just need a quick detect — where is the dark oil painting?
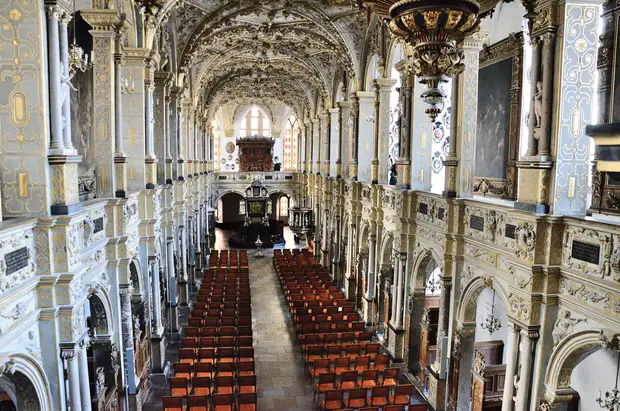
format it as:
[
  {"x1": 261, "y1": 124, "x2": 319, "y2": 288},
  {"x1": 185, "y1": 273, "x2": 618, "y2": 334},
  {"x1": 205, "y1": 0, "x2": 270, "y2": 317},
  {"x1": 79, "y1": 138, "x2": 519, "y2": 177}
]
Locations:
[{"x1": 475, "y1": 58, "x2": 512, "y2": 180}]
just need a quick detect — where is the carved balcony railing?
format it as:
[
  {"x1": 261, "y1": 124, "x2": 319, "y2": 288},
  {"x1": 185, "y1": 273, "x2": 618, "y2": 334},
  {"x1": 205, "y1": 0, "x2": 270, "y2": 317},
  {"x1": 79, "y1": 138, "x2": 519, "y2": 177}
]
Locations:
[{"x1": 213, "y1": 171, "x2": 296, "y2": 182}]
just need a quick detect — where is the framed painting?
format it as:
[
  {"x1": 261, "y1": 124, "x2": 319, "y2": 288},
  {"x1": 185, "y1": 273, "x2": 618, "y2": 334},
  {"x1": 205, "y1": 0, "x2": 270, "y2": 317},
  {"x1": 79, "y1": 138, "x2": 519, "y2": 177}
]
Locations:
[{"x1": 474, "y1": 33, "x2": 524, "y2": 200}]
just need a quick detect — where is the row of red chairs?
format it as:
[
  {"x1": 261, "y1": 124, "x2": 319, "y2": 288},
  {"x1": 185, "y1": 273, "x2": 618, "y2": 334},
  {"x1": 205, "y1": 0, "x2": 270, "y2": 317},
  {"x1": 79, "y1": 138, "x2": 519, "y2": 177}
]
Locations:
[
  {"x1": 275, "y1": 250, "x2": 429, "y2": 410},
  {"x1": 161, "y1": 392, "x2": 256, "y2": 411},
  {"x1": 274, "y1": 248, "x2": 309, "y2": 256},
  {"x1": 164, "y1": 250, "x2": 255, "y2": 411},
  {"x1": 172, "y1": 361, "x2": 255, "y2": 379}
]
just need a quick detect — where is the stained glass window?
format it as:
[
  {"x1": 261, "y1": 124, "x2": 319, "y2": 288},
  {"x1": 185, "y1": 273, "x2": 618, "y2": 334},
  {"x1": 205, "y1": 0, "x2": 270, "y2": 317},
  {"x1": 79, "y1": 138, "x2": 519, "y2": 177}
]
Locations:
[
  {"x1": 240, "y1": 106, "x2": 271, "y2": 137},
  {"x1": 284, "y1": 115, "x2": 299, "y2": 171}
]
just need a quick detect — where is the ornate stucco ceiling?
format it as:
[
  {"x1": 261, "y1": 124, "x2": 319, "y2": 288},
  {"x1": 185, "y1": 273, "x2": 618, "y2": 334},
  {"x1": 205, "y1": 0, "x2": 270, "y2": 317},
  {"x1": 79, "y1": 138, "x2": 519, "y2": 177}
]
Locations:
[{"x1": 165, "y1": 0, "x2": 367, "y2": 119}]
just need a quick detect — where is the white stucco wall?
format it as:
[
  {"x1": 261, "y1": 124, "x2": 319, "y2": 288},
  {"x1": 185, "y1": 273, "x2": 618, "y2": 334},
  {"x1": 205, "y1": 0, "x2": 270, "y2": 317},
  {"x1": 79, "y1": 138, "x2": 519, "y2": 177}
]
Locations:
[
  {"x1": 474, "y1": 287, "x2": 510, "y2": 364},
  {"x1": 571, "y1": 348, "x2": 619, "y2": 411}
]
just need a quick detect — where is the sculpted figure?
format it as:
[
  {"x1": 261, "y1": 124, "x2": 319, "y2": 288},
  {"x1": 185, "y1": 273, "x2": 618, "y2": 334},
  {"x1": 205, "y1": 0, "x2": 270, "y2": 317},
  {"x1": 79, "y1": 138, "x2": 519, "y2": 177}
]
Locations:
[{"x1": 533, "y1": 81, "x2": 543, "y2": 130}]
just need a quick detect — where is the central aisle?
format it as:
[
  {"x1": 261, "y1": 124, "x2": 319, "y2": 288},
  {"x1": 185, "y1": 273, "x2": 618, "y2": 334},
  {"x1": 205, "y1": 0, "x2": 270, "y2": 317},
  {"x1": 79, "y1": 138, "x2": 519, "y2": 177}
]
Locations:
[{"x1": 249, "y1": 254, "x2": 315, "y2": 410}]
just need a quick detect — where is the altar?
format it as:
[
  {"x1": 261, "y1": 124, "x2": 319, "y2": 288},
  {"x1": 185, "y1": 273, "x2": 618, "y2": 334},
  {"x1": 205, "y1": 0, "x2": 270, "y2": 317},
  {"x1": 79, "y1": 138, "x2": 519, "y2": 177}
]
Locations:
[{"x1": 237, "y1": 136, "x2": 275, "y2": 172}]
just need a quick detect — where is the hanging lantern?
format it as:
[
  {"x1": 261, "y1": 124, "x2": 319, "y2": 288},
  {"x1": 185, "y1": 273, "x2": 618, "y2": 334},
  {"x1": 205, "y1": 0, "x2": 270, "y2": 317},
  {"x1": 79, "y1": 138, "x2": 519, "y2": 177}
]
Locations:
[{"x1": 361, "y1": 0, "x2": 484, "y2": 120}]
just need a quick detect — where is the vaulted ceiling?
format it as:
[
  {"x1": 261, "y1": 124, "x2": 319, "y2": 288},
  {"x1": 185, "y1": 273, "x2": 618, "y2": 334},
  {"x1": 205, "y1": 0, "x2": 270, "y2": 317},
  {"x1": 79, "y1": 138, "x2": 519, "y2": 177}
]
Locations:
[{"x1": 163, "y1": 0, "x2": 368, "y2": 119}]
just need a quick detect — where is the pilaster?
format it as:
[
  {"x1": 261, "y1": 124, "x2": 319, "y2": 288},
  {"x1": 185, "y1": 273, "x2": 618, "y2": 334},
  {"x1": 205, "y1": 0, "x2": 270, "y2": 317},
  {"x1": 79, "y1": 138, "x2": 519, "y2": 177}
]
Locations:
[{"x1": 49, "y1": 155, "x2": 83, "y2": 215}]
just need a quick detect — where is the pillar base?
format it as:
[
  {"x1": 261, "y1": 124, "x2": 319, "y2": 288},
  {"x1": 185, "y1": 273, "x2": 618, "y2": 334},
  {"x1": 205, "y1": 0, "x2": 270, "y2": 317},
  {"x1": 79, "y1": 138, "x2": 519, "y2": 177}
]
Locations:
[
  {"x1": 346, "y1": 276, "x2": 356, "y2": 302},
  {"x1": 127, "y1": 387, "x2": 145, "y2": 411},
  {"x1": 150, "y1": 334, "x2": 168, "y2": 374},
  {"x1": 515, "y1": 160, "x2": 553, "y2": 214},
  {"x1": 362, "y1": 296, "x2": 377, "y2": 326},
  {"x1": 387, "y1": 323, "x2": 405, "y2": 362},
  {"x1": 48, "y1": 154, "x2": 83, "y2": 216},
  {"x1": 426, "y1": 367, "x2": 447, "y2": 411}
]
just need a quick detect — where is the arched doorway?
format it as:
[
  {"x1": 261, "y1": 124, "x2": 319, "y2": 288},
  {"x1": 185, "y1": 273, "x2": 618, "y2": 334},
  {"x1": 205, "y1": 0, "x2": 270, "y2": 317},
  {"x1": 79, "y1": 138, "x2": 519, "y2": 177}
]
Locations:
[
  {"x1": 0, "y1": 356, "x2": 52, "y2": 411},
  {"x1": 453, "y1": 276, "x2": 511, "y2": 411},
  {"x1": 406, "y1": 250, "x2": 443, "y2": 386},
  {"x1": 544, "y1": 329, "x2": 620, "y2": 410}
]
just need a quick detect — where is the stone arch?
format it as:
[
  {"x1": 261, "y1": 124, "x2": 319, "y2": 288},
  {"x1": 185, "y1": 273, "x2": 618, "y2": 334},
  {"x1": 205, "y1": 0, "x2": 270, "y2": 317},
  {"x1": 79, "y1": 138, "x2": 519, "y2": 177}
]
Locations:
[
  {"x1": 212, "y1": 189, "x2": 246, "y2": 205},
  {"x1": 456, "y1": 275, "x2": 511, "y2": 324},
  {"x1": 88, "y1": 289, "x2": 112, "y2": 336},
  {"x1": 385, "y1": 39, "x2": 407, "y2": 74},
  {"x1": 544, "y1": 329, "x2": 620, "y2": 404},
  {"x1": 364, "y1": 54, "x2": 380, "y2": 91},
  {"x1": 0, "y1": 354, "x2": 53, "y2": 411},
  {"x1": 358, "y1": 220, "x2": 370, "y2": 252},
  {"x1": 410, "y1": 248, "x2": 444, "y2": 290},
  {"x1": 378, "y1": 231, "x2": 394, "y2": 266},
  {"x1": 129, "y1": 259, "x2": 142, "y2": 294}
]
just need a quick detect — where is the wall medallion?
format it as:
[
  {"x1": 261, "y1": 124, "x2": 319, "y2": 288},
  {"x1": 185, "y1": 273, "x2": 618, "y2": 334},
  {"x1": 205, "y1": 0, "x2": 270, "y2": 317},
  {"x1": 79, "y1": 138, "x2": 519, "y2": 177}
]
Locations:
[{"x1": 226, "y1": 142, "x2": 235, "y2": 154}]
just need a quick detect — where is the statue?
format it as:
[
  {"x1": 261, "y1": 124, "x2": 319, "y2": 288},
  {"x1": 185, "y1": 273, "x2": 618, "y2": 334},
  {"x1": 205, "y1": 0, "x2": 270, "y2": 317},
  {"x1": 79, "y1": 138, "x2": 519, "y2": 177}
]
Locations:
[
  {"x1": 532, "y1": 81, "x2": 543, "y2": 132},
  {"x1": 60, "y1": 63, "x2": 77, "y2": 105}
]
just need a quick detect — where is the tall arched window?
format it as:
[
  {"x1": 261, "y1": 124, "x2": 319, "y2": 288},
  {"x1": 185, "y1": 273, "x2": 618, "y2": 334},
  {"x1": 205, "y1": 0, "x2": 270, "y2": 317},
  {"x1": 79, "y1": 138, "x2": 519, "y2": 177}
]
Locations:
[
  {"x1": 278, "y1": 196, "x2": 289, "y2": 218},
  {"x1": 284, "y1": 115, "x2": 299, "y2": 171},
  {"x1": 212, "y1": 120, "x2": 220, "y2": 171},
  {"x1": 240, "y1": 106, "x2": 271, "y2": 137}
]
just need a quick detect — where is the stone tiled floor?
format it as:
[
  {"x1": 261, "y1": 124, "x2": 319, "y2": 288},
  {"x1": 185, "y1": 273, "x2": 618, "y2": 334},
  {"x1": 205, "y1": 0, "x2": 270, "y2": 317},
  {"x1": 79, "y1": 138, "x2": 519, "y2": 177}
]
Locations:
[{"x1": 249, "y1": 253, "x2": 316, "y2": 410}]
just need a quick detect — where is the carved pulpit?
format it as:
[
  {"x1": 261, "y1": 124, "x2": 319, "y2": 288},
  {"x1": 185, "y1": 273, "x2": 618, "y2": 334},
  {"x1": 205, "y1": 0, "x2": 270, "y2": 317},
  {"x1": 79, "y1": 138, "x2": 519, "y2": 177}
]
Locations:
[{"x1": 237, "y1": 136, "x2": 275, "y2": 172}]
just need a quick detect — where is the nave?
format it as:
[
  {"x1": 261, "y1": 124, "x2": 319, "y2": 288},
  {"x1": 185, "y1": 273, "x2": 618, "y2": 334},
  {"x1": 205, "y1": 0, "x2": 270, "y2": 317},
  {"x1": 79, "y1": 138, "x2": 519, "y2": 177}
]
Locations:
[{"x1": 146, "y1": 249, "x2": 428, "y2": 411}]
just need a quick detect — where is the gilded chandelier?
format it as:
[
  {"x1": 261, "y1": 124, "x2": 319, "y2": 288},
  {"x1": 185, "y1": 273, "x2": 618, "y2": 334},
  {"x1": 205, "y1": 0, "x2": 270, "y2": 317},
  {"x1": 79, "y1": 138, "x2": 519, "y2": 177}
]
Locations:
[{"x1": 361, "y1": 0, "x2": 483, "y2": 120}]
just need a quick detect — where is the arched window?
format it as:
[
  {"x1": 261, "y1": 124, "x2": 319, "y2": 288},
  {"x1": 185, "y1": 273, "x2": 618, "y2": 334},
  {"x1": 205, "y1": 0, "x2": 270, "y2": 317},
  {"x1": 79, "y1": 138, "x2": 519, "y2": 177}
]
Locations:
[
  {"x1": 212, "y1": 120, "x2": 220, "y2": 171},
  {"x1": 279, "y1": 196, "x2": 289, "y2": 218},
  {"x1": 240, "y1": 106, "x2": 271, "y2": 137},
  {"x1": 284, "y1": 116, "x2": 299, "y2": 171},
  {"x1": 388, "y1": 66, "x2": 401, "y2": 185}
]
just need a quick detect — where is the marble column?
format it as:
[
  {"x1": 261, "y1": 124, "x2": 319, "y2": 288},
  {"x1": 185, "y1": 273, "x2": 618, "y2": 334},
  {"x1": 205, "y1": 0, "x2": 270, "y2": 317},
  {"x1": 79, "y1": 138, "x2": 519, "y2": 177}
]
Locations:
[
  {"x1": 178, "y1": 226, "x2": 189, "y2": 306},
  {"x1": 515, "y1": 330, "x2": 538, "y2": 411},
  {"x1": 62, "y1": 347, "x2": 82, "y2": 411},
  {"x1": 77, "y1": 339, "x2": 92, "y2": 411},
  {"x1": 526, "y1": 38, "x2": 541, "y2": 156},
  {"x1": 390, "y1": 254, "x2": 399, "y2": 327},
  {"x1": 395, "y1": 253, "x2": 406, "y2": 327},
  {"x1": 350, "y1": 95, "x2": 360, "y2": 180},
  {"x1": 366, "y1": 235, "x2": 377, "y2": 300},
  {"x1": 538, "y1": 33, "x2": 555, "y2": 158},
  {"x1": 120, "y1": 287, "x2": 137, "y2": 393},
  {"x1": 321, "y1": 111, "x2": 330, "y2": 176},
  {"x1": 396, "y1": 62, "x2": 413, "y2": 189},
  {"x1": 374, "y1": 79, "x2": 397, "y2": 185},
  {"x1": 150, "y1": 259, "x2": 163, "y2": 334},
  {"x1": 114, "y1": 32, "x2": 127, "y2": 198},
  {"x1": 166, "y1": 238, "x2": 179, "y2": 335},
  {"x1": 502, "y1": 322, "x2": 521, "y2": 411},
  {"x1": 434, "y1": 276, "x2": 452, "y2": 376},
  {"x1": 454, "y1": 325, "x2": 476, "y2": 411},
  {"x1": 59, "y1": 11, "x2": 75, "y2": 152},
  {"x1": 329, "y1": 108, "x2": 339, "y2": 177},
  {"x1": 145, "y1": 59, "x2": 157, "y2": 189},
  {"x1": 338, "y1": 102, "x2": 351, "y2": 179},
  {"x1": 314, "y1": 118, "x2": 322, "y2": 174},
  {"x1": 46, "y1": 5, "x2": 64, "y2": 152}
]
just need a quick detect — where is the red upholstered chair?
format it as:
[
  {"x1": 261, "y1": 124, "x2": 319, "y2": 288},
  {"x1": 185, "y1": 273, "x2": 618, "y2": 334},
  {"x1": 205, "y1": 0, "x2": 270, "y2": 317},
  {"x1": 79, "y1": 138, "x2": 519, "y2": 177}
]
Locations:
[
  {"x1": 198, "y1": 348, "x2": 215, "y2": 364},
  {"x1": 237, "y1": 375, "x2": 257, "y2": 393},
  {"x1": 345, "y1": 344, "x2": 362, "y2": 360},
  {"x1": 369, "y1": 386, "x2": 391, "y2": 407},
  {"x1": 309, "y1": 358, "x2": 330, "y2": 379},
  {"x1": 238, "y1": 347, "x2": 254, "y2": 362},
  {"x1": 384, "y1": 406, "x2": 406, "y2": 411},
  {"x1": 338, "y1": 370, "x2": 358, "y2": 390},
  {"x1": 169, "y1": 377, "x2": 189, "y2": 396},
  {"x1": 218, "y1": 336, "x2": 235, "y2": 348},
  {"x1": 364, "y1": 343, "x2": 380, "y2": 361},
  {"x1": 409, "y1": 403, "x2": 430, "y2": 410},
  {"x1": 215, "y1": 376, "x2": 234, "y2": 394},
  {"x1": 211, "y1": 393, "x2": 234, "y2": 411},
  {"x1": 313, "y1": 372, "x2": 336, "y2": 400},
  {"x1": 194, "y1": 362, "x2": 213, "y2": 377},
  {"x1": 237, "y1": 392, "x2": 257, "y2": 411},
  {"x1": 237, "y1": 361, "x2": 255, "y2": 376},
  {"x1": 173, "y1": 362, "x2": 191, "y2": 379},
  {"x1": 390, "y1": 384, "x2": 414, "y2": 405},
  {"x1": 360, "y1": 370, "x2": 379, "y2": 388},
  {"x1": 179, "y1": 348, "x2": 196, "y2": 365},
  {"x1": 354, "y1": 356, "x2": 371, "y2": 373},
  {"x1": 162, "y1": 396, "x2": 185, "y2": 411},
  {"x1": 319, "y1": 390, "x2": 344, "y2": 411},
  {"x1": 187, "y1": 394, "x2": 208, "y2": 411},
  {"x1": 381, "y1": 368, "x2": 399, "y2": 387},
  {"x1": 331, "y1": 357, "x2": 350, "y2": 376},
  {"x1": 191, "y1": 376, "x2": 211, "y2": 395},
  {"x1": 216, "y1": 362, "x2": 235, "y2": 378},
  {"x1": 344, "y1": 387, "x2": 368, "y2": 409},
  {"x1": 373, "y1": 354, "x2": 390, "y2": 372},
  {"x1": 217, "y1": 347, "x2": 235, "y2": 363}
]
